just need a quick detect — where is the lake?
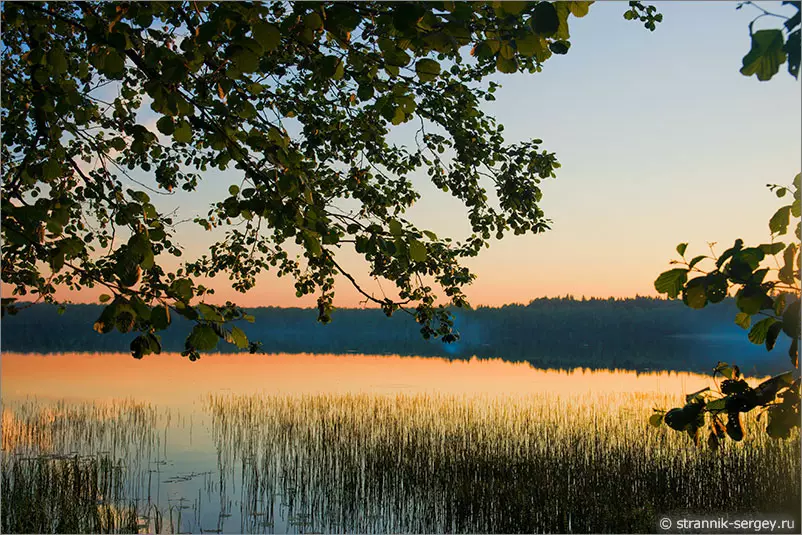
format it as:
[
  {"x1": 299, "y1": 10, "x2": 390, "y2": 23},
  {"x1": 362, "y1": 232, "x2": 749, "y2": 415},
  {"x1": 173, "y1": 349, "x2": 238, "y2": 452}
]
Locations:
[{"x1": 2, "y1": 352, "x2": 799, "y2": 533}]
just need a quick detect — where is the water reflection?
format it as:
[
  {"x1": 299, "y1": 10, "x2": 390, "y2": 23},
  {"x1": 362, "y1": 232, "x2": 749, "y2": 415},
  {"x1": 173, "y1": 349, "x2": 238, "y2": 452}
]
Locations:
[
  {"x1": 2, "y1": 351, "x2": 721, "y2": 404},
  {"x1": 2, "y1": 353, "x2": 799, "y2": 533}
]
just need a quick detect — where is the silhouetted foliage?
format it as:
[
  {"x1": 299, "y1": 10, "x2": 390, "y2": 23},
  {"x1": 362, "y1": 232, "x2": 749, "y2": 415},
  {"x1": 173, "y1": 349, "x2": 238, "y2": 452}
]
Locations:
[
  {"x1": 654, "y1": 177, "x2": 800, "y2": 442},
  {"x1": 650, "y1": 0, "x2": 801, "y2": 444},
  {"x1": 4, "y1": 1, "x2": 634, "y2": 359}
]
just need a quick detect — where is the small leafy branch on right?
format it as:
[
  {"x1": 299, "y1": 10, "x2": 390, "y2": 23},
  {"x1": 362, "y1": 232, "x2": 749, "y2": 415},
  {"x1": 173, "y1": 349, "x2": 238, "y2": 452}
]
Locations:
[
  {"x1": 737, "y1": 0, "x2": 800, "y2": 81},
  {"x1": 653, "y1": 174, "x2": 801, "y2": 443},
  {"x1": 651, "y1": 363, "x2": 799, "y2": 449}
]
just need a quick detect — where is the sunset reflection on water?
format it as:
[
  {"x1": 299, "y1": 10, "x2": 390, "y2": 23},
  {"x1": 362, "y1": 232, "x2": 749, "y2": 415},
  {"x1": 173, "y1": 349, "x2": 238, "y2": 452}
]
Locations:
[{"x1": 1, "y1": 351, "x2": 720, "y2": 407}]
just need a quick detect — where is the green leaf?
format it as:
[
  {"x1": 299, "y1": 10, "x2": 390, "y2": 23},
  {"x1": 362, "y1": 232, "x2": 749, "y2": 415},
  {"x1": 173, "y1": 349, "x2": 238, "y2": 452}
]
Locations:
[
  {"x1": 42, "y1": 159, "x2": 62, "y2": 181},
  {"x1": 252, "y1": 22, "x2": 281, "y2": 51},
  {"x1": 736, "y1": 285, "x2": 771, "y2": 315},
  {"x1": 103, "y1": 49, "x2": 125, "y2": 76},
  {"x1": 748, "y1": 317, "x2": 778, "y2": 344},
  {"x1": 114, "y1": 304, "x2": 136, "y2": 333},
  {"x1": 531, "y1": 2, "x2": 559, "y2": 36},
  {"x1": 782, "y1": 299, "x2": 800, "y2": 339},
  {"x1": 766, "y1": 321, "x2": 783, "y2": 351},
  {"x1": 130, "y1": 335, "x2": 151, "y2": 359},
  {"x1": 714, "y1": 361, "x2": 735, "y2": 380},
  {"x1": 688, "y1": 255, "x2": 707, "y2": 269},
  {"x1": 499, "y1": 41, "x2": 516, "y2": 59},
  {"x1": 409, "y1": 239, "x2": 427, "y2": 262},
  {"x1": 151, "y1": 305, "x2": 171, "y2": 330},
  {"x1": 496, "y1": 55, "x2": 518, "y2": 73},
  {"x1": 303, "y1": 232, "x2": 322, "y2": 257},
  {"x1": 357, "y1": 84, "x2": 374, "y2": 101},
  {"x1": 415, "y1": 58, "x2": 441, "y2": 82},
  {"x1": 716, "y1": 239, "x2": 744, "y2": 268},
  {"x1": 682, "y1": 277, "x2": 707, "y2": 309},
  {"x1": 304, "y1": 12, "x2": 324, "y2": 30},
  {"x1": 548, "y1": 40, "x2": 570, "y2": 54},
  {"x1": 47, "y1": 47, "x2": 68, "y2": 74},
  {"x1": 769, "y1": 205, "x2": 791, "y2": 235},
  {"x1": 93, "y1": 304, "x2": 117, "y2": 334},
  {"x1": 779, "y1": 243, "x2": 797, "y2": 284},
  {"x1": 757, "y1": 371, "x2": 794, "y2": 394},
  {"x1": 156, "y1": 116, "x2": 175, "y2": 135},
  {"x1": 728, "y1": 247, "x2": 765, "y2": 280},
  {"x1": 130, "y1": 296, "x2": 151, "y2": 321},
  {"x1": 705, "y1": 397, "x2": 728, "y2": 412},
  {"x1": 686, "y1": 387, "x2": 710, "y2": 403},
  {"x1": 648, "y1": 413, "x2": 663, "y2": 427},
  {"x1": 735, "y1": 312, "x2": 752, "y2": 330},
  {"x1": 320, "y1": 55, "x2": 345, "y2": 80},
  {"x1": 197, "y1": 303, "x2": 224, "y2": 322},
  {"x1": 187, "y1": 324, "x2": 219, "y2": 351},
  {"x1": 515, "y1": 34, "x2": 548, "y2": 59},
  {"x1": 704, "y1": 271, "x2": 728, "y2": 304},
  {"x1": 229, "y1": 325, "x2": 249, "y2": 349},
  {"x1": 173, "y1": 120, "x2": 192, "y2": 143},
  {"x1": 740, "y1": 29, "x2": 787, "y2": 81},
  {"x1": 233, "y1": 48, "x2": 259, "y2": 73},
  {"x1": 759, "y1": 242, "x2": 785, "y2": 255},
  {"x1": 568, "y1": 1, "x2": 591, "y2": 17},
  {"x1": 99, "y1": 294, "x2": 112, "y2": 303},
  {"x1": 676, "y1": 242, "x2": 688, "y2": 257},
  {"x1": 654, "y1": 268, "x2": 688, "y2": 298},
  {"x1": 169, "y1": 278, "x2": 193, "y2": 302},
  {"x1": 499, "y1": 1, "x2": 527, "y2": 15}
]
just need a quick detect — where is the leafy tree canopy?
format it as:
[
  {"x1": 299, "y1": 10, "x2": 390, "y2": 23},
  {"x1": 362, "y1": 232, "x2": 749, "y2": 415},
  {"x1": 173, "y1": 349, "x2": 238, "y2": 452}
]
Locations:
[{"x1": 6, "y1": 0, "x2": 651, "y2": 359}]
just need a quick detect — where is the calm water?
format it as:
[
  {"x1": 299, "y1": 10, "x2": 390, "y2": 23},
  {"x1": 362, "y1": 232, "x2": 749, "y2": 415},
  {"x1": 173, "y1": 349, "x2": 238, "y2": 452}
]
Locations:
[{"x1": 2, "y1": 352, "x2": 799, "y2": 533}]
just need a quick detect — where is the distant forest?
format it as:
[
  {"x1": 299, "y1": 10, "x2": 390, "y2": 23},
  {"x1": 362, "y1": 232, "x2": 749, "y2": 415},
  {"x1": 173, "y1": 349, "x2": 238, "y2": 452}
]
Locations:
[{"x1": 0, "y1": 296, "x2": 793, "y2": 374}]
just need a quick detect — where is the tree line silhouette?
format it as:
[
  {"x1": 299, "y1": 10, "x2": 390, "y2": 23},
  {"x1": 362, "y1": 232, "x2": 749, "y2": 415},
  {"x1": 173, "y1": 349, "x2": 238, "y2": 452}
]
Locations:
[{"x1": 1, "y1": 296, "x2": 792, "y2": 374}]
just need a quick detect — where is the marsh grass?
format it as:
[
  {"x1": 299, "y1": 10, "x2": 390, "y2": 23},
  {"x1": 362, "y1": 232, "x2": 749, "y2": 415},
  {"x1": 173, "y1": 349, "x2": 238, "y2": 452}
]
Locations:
[
  {"x1": 1, "y1": 452, "x2": 140, "y2": 533},
  {"x1": 207, "y1": 391, "x2": 801, "y2": 533},
  {"x1": 2, "y1": 378, "x2": 799, "y2": 533},
  {"x1": 2, "y1": 399, "x2": 175, "y2": 534}
]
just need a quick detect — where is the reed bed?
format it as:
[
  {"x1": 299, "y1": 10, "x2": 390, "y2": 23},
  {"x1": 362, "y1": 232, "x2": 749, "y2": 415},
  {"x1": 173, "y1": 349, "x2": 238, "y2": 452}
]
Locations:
[
  {"x1": 2, "y1": 384, "x2": 799, "y2": 533},
  {"x1": 1, "y1": 453, "x2": 140, "y2": 533},
  {"x1": 207, "y1": 391, "x2": 801, "y2": 533},
  {"x1": 2, "y1": 399, "x2": 177, "y2": 534}
]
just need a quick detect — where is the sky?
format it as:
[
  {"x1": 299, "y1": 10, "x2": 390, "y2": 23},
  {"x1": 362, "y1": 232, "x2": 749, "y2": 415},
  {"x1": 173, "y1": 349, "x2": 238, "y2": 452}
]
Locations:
[{"x1": 56, "y1": 1, "x2": 802, "y2": 309}]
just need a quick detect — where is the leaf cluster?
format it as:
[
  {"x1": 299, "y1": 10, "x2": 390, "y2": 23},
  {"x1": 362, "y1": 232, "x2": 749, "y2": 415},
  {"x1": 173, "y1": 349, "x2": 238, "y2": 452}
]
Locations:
[
  {"x1": 3, "y1": 1, "x2": 632, "y2": 358},
  {"x1": 655, "y1": 175, "x2": 801, "y2": 368},
  {"x1": 653, "y1": 176, "x2": 801, "y2": 442},
  {"x1": 738, "y1": 1, "x2": 800, "y2": 80},
  {"x1": 650, "y1": 363, "x2": 800, "y2": 447}
]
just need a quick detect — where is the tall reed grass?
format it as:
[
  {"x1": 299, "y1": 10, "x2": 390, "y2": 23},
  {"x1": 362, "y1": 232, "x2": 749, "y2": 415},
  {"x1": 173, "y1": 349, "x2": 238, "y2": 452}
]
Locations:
[
  {"x1": 207, "y1": 391, "x2": 800, "y2": 533},
  {"x1": 3, "y1": 381, "x2": 798, "y2": 533}
]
